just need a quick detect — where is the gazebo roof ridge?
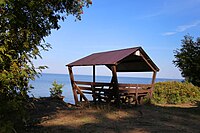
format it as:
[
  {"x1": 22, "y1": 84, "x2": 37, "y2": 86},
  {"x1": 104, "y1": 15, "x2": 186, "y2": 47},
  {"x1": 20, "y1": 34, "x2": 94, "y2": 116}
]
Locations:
[{"x1": 91, "y1": 46, "x2": 142, "y2": 55}]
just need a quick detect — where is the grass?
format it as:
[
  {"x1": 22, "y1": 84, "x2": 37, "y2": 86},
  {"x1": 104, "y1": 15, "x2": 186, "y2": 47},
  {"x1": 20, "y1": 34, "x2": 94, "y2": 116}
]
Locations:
[{"x1": 22, "y1": 98, "x2": 200, "y2": 133}]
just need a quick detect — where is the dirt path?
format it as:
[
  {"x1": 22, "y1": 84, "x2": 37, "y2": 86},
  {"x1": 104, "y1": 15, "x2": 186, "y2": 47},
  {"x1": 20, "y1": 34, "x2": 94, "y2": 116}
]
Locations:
[{"x1": 24, "y1": 98, "x2": 200, "y2": 133}]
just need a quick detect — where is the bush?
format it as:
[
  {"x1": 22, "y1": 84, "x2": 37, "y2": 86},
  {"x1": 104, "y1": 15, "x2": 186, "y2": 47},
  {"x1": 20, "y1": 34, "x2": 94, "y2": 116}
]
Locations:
[
  {"x1": 0, "y1": 98, "x2": 29, "y2": 133},
  {"x1": 152, "y1": 81, "x2": 200, "y2": 104},
  {"x1": 49, "y1": 81, "x2": 64, "y2": 99},
  {"x1": 173, "y1": 35, "x2": 200, "y2": 87}
]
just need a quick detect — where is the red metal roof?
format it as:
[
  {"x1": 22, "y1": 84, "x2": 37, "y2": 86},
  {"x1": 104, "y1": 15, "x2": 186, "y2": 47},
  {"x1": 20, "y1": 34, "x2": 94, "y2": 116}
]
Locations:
[
  {"x1": 67, "y1": 47, "x2": 138, "y2": 66},
  {"x1": 67, "y1": 47, "x2": 159, "y2": 72}
]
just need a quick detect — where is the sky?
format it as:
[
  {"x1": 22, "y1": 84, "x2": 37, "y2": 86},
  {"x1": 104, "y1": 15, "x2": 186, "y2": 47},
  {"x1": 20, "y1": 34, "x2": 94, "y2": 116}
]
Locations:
[{"x1": 34, "y1": 0, "x2": 200, "y2": 79}]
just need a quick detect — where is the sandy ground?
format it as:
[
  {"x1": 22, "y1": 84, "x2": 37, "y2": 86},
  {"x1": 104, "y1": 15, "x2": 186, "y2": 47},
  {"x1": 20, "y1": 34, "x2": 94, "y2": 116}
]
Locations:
[{"x1": 24, "y1": 98, "x2": 200, "y2": 133}]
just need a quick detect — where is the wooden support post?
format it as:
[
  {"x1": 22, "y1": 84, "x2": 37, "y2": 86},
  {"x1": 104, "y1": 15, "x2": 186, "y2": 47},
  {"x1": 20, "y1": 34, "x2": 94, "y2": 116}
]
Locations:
[
  {"x1": 111, "y1": 65, "x2": 120, "y2": 105},
  {"x1": 104, "y1": 75, "x2": 113, "y2": 103},
  {"x1": 80, "y1": 95, "x2": 82, "y2": 102},
  {"x1": 150, "y1": 71, "x2": 157, "y2": 98},
  {"x1": 109, "y1": 76, "x2": 114, "y2": 89},
  {"x1": 92, "y1": 65, "x2": 96, "y2": 102},
  {"x1": 68, "y1": 66, "x2": 78, "y2": 105},
  {"x1": 135, "y1": 84, "x2": 138, "y2": 106},
  {"x1": 74, "y1": 84, "x2": 88, "y2": 102},
  {"x1": 93, "y1": 65, "x2": 95, "y2": 83}
]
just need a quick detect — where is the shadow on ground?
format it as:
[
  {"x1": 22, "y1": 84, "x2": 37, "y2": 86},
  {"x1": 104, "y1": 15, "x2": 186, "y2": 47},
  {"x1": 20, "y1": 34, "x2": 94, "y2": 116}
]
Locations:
[{"x1": 24, "y1": 98, "x2": 200, "y2": 133}]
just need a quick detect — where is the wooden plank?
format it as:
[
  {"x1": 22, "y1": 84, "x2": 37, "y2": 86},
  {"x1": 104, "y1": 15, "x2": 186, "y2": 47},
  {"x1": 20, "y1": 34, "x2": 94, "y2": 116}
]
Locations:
[
  {"x1": 68, "y1": 66, "x2": 78, "y2": 105},
  {"x1": 119, "y1": 89, "x2": 136, "y2": 94},
  {"x1": 138, "y1": 93, "x2": 148, "y2": 96},
  {"x1": 78, "y1": 90, "x2": 112, "y2": 95},
  {"x1": 119, "y1": 88, "x2": 149, "y2": 94},
  {"x1": 135, "y1": 84, "x2": 138, "y2": 106},
  {"x1": 97, "y1": 96, "x2": 108, "y2": 100},
  {"x1": 77, "y1": 91, "x2": 93, "y2": 94},
  {"x1": 95, "y1": 82, "x2": 111, "y2": 86},
  {"x1": 75, "y1": 81, "x2": 111, "y2": 86},
  {"x1": 80, "y1": 95, "x2": 82, "y2": 102},
  {"x1": 76, "y1": 81, "x2": 151, "y2": 91},
  {"x1": 77, "y1": 85, "x2": 111, "y2": 91},
  {"x1": 92, "y1": 65, "x2": 96, "y2": 102},
  {"x1": 93, "y1": 65, "x2": 95, "y2": 83},
  {"x1": 119, "y1": 87, "x2": 150, "y2": 91},
  {"x1": 111, "y1": 65, "x2": 120, "y2": 104},
  {"x1": 118, "y1": 83, "x2": 151, "y2": 88},
  {"x1": 141, "y1": 54, "x2": 156, "y2": 72},
  {"x1": 78, "y1": 86, "x2": 92, "y2": 91},
  {"x1": 75, "y1": 81, "x2": 92, "y2": 85},
  {"x1": 150, "y1": 71, "x2": 157, "y2": 97},
  {"x1": 151, "y1": 71, "x2": 157, "y2": 87},
  {"x1": 75, "y1": 84, "x2": 89, "y2": 102},
  {"x1": 138, "y1": 89, "x2": 150, "y2": 93},
  {"x1": 77, "y1": 90, "x2": 108, "y2": 95}
]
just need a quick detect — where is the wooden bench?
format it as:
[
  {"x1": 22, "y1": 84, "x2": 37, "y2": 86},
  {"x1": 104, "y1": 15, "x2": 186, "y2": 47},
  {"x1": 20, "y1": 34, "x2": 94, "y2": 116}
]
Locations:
[
  {"x1": 74, "y1": 81, "x2": 152, "y2": 105},
  {"x1": 118, "y1": 83, "x2": 152, "y2": 105},
  {"x1": 75, "y1": 81, "x2": 114, "y2": 102}
]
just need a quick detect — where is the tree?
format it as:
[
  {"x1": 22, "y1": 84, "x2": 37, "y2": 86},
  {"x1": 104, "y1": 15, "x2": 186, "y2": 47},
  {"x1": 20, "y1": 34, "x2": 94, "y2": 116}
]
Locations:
[
  {"x1": 173, "y1": 35, "x2": 200, "y2": 87},
  {"x1": 0, "y1": 0, "x2": 92, "y2": 132}
]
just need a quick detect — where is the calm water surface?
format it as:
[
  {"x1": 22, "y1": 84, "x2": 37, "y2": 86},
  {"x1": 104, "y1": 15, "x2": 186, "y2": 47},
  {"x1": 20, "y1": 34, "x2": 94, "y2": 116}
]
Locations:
[{"x1": 29, "y1": 73, "x2": 182, "y2": 104}]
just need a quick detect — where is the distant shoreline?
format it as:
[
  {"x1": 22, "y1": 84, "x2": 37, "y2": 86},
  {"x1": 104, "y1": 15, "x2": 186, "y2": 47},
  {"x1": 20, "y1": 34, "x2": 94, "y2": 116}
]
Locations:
[{"x1": 40, "y1": 73, "x2": 183, "y2": 81}]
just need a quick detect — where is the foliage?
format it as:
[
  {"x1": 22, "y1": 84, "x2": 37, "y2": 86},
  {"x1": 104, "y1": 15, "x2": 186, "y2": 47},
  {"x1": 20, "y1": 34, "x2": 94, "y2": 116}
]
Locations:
[
  {"x1": 49, "y1": 81, "x2": 64, "y2": 99},
  {"x1": 0, "y1": 0, "x2": 92, "y2": 132},
  {"x1": 173, "y1": 35, "x2": 200, "y2": 87},
  {"x1": 152, "y1": 81, "x2": 200, "y2": 104}
]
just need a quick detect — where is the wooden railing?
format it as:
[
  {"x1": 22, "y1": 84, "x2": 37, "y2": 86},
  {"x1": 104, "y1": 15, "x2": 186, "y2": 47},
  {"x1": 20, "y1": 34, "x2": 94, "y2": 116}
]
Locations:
[
  {"x1": 74, "y1": 81, "x2": 113, "y2": 102},
  {"x1": 74, "y1": 81, "x2": 152, "y2": 104},
  {"x1": 118, "y1": 83, "x2": 152, "y2": 94},
  {"x1": 118, "y1": 83, "x2": 152, "y2": 105}
]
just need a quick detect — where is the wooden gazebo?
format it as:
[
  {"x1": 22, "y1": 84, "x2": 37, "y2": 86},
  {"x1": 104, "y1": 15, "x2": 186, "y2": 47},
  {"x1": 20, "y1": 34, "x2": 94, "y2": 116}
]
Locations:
[{"x1": 66, "y1": 47, "x2": 159, "y2": 105}]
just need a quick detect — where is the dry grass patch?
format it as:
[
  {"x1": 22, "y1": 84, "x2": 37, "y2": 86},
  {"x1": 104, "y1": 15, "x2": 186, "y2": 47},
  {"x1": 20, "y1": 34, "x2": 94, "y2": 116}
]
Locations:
[{"x1": 24, "y1": 98, "x2": 200, "y2": 133}]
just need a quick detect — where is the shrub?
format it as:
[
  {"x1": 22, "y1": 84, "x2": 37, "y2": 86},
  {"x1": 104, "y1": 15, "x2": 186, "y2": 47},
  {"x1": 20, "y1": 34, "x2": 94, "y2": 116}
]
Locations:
[
  {"x1": 0, "y1": 97, "x2": 29, "y2": 133},
  {"x1": 152, "y1": 81, "x2": 200, "y2": 104},
  {"x1": 173, "y1": 35, "x2": 200, "y2": 87},
  {"x1": 49, "y1": 81, "x2": 64, "y2": 99}
]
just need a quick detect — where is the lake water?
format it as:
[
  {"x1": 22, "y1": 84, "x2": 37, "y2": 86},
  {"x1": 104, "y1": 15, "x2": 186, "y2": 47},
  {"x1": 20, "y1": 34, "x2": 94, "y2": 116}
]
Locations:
[{"x1": 29, "y1": 73, "x2": 182, "y2": 104}]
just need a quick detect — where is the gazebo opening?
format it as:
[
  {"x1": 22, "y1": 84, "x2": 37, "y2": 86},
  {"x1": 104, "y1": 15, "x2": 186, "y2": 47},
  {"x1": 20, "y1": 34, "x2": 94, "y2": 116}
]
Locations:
[{"x1": 66, "y1": 47, "x2": 159, "y2": 105}]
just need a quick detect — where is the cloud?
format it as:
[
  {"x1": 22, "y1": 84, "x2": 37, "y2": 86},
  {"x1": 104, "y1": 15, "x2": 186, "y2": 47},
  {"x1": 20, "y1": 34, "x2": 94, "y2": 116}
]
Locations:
[
  {"x1": 162, "y1": 32, "x2": 177, "y2": 36},
  {"x1": 138, "y1": 11, "x2": 163, "y2": 19},
  {"x1": 177, "y1": 21, "x2": 200, "y2": 32},
  {"x1": 162, "y1": 20, "x2": 200, "y2": 36}
]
